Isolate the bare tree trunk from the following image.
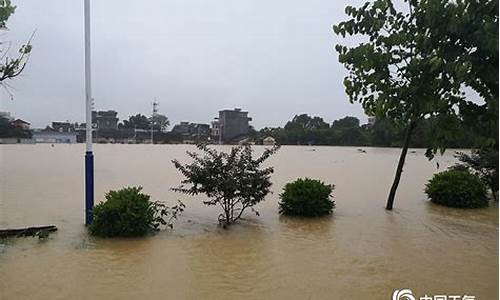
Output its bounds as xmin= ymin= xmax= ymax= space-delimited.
xmin=225 ymin=200 xmax=231 ymax=225
xmin=386 ymin=121 xmax=416 ymax=210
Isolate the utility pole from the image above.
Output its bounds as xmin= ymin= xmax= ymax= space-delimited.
xmin=219 ymin=124 xmax=223 ymax=145
xmin=84 ymin=0 xmax=94 ymax=225
xmin=151 ymin=100 xmax=159 ymax=144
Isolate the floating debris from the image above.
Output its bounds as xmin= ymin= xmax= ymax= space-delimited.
xmin=0 ymin=225 xmax=57 ymax=238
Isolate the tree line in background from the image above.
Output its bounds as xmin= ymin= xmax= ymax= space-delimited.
xmin=0 ymin=111 xmax=485 ymax=149
xmin=253 ymin=113 xmax=478 ymax=148
xmin=119 ymin=113 xmax=170 ymax=131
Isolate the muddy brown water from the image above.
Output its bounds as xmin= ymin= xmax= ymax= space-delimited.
xmin=0 ymin=144 xmax=498 ymax=299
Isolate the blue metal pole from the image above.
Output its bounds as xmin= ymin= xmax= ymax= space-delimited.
xmin=85 ymin=151 xmax=94 ymax=225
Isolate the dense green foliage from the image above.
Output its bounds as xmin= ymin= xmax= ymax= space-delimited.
xmin=279 ymin=178 xmax=335 ymax=217
xmin=0 ymin=0 xmax=15 ymax=27
xmin=284 ymin=114 xmax=330 ymax=131
xmin=256 ymin=114 xmax=476 ymax=148
xmin=120 ymin=114 xmax=151 ymax=130
xmin=423 ymin=0 xmax=498 ymax=150
xmin=0 ymin=0 xmax=33 ymax=88
xmin=172 ymin=144 xmax=279 ymax=226
xmin=150 ymin=114 xmax=170 ymax=131
xmin=333 ymin=0 xmax=498 ymax=154
xmin=260 ymin=115 xmax=368 ymax=146
xmin=453 ymin=148 xmax=499 ymax=201
xmin=0 ymin=116 xmax=31 ymax=138
xmin=333 ymin=0 xmax=498 ymax=209
xmin=121 ymin=113 xmax=170 ymax=132
xmin=89 ymin=187 xmax=183 ymax=237
xmin=425 ymin=170 xmax=488 ymax=208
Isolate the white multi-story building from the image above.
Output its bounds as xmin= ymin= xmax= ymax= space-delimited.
xmin=32 ymin=130 xmax=77 ymax=144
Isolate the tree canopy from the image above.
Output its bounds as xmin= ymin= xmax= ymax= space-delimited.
xmin=333 ymin=0 xmax=498 ymax=209
xmin=172 ymin=144 xmax=279 ymax=226
xmin=331 ymin=116 xmax=360 ymax=129
xmin=0 ymin=0 xmax=15 ymax=28
xmin=149 ymin=114 xmax=170 ymax=132
xmin=121 ymin=114 xmax=151 ymax=130
xmin=0 ymin=0 xmax=33 ymax=90
xmin=284 ymin=114 xmax=330 ymax=130
xmin=334 ymin=0 xmax=469 ymax=146
xmin=416 ymin=0 xmax=498 ymax=150
xmin=255 ymin=114 xmax=476 ymax=148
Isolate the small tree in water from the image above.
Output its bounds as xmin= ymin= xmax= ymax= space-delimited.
xmin=172 ymin=144 xmax=279 ymax=226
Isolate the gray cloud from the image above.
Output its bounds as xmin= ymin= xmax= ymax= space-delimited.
xmin=0 ymin=0 xmax=367 ymax=128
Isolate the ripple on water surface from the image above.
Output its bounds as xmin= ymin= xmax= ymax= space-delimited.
xmin=0 ymin=144 xmax=497 ymax=300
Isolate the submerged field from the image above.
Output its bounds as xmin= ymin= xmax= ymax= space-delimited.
xmin=0 ymin=144 xmax=498 ymax=299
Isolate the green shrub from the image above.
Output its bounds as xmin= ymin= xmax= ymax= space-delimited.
xmin=453 ymin=149 xmax=499 ymax=201
xmin=89 ymin=187 xmax=183 ymax=237
xmin=279 ymin=178 xmax=335 ymax=217
xmin=425 ymin=170 xmax=488 ymax=208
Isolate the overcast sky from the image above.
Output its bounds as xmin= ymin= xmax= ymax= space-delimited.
xmin=0 ymin=0 xmax=368 ymax=129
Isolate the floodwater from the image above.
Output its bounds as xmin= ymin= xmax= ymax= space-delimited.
xmin=0 ymin=144 xmax=498 ymax=300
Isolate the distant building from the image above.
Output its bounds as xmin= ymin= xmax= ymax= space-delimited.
xmin=32 ymin=130 xmax=77 ymax=144
xmin=0 ymin=138 xmax=34 ymax=144
xmin=74 ymin=123 xmax=88 ymax=143
xmin=217 ymin=108 xmax=252 ymax=143
xmin=172 ymin=122 xmax=210 ymax=142
xmin=191 ymin=123 xmax=210 ymax=137
xmin=171 ymin=122 xmax=191 ymax=135
xmin=52 ymin=121 xmax=74 ymax=132
xmin=238 ymin=138 xmax=252 ymax=145
xmin=92 ymin=110 xmax=118 ymax=129
xmin=211 ymin=119 xmax=221 ymax=138
xmin=12 ymin=119 xmax=30 ymax=130
xmin=263 ymin=136 xmax=276 ymax=146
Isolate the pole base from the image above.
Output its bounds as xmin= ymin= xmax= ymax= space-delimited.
xmin=85 ymin=151 xmax=94 ymax=226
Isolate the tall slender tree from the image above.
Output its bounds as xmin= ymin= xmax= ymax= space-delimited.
xmin=334 ymin=0 xmax=498 ymax=209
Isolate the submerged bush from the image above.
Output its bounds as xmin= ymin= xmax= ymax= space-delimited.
xmin=172 ymin=143 xmax=279 ymax=226
xmin=279 ymin=178 xmax=335 ymax=217
xmin=453 ymin=148 xmax=499 ymax=201
xmin=425 ymin=170 xmax=488 ymax=208
xmin=89 ymin=187 xmax=184 ymax=237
